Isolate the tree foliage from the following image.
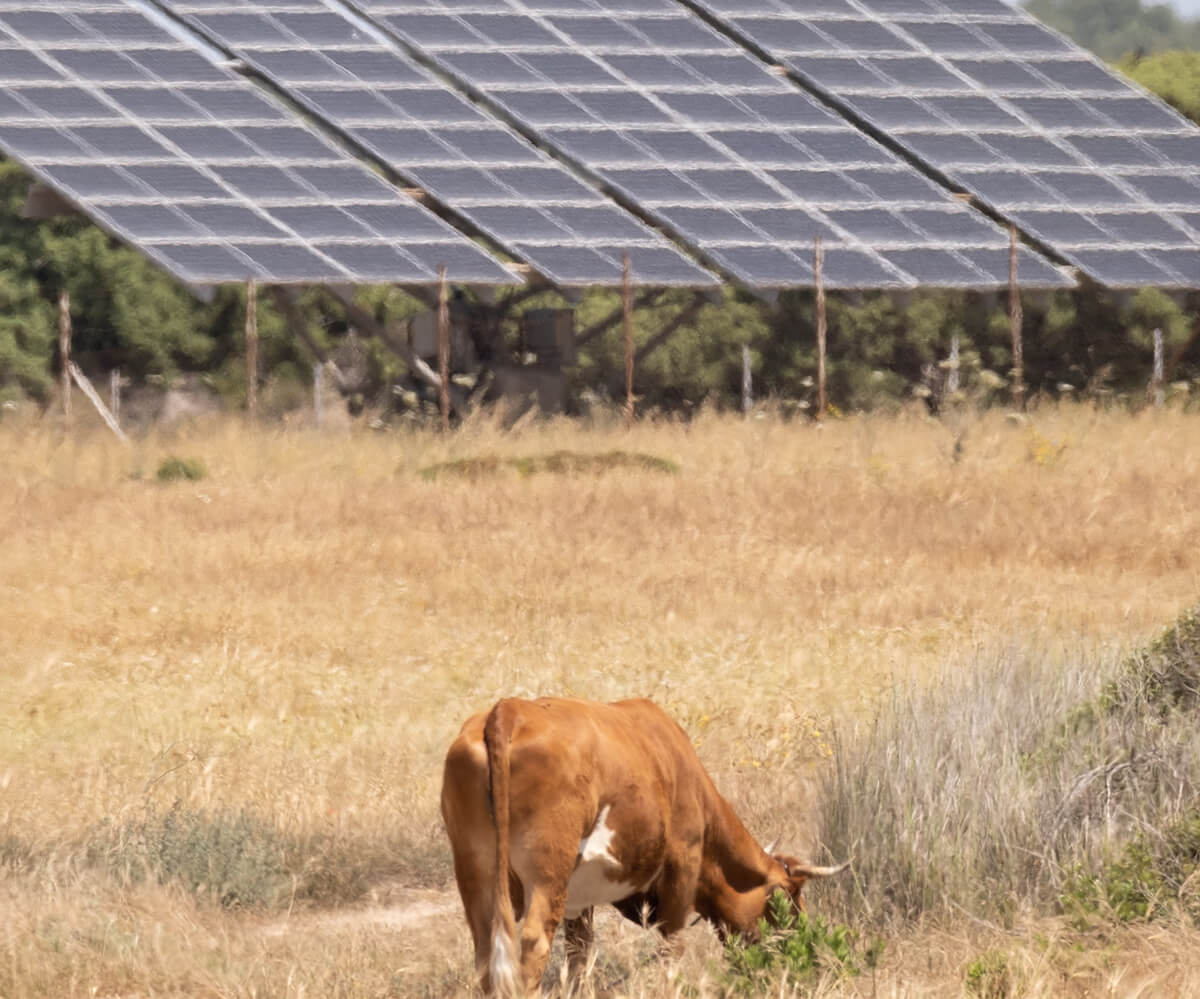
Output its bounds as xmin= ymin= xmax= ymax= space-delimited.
xmin=1024 ymin=0 xmax=1200 ymax=60
xmin=1119 ymin=48 xmax=1200 ymax=121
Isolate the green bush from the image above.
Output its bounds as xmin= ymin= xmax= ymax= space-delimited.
xmin=88 ymin=804 xmax=290 ymax=909
xmin=965 ymin=951 xmax=1011 ymax=999
xmin=155 ymin=456 xmax=206 ymax=482
xmin=722 ymin=891 xmax=859 ymax=993
xmin=1104 ymin=605 xmax=1200 ymax=716
xmin=1061 ymin=809 xmax=1200 ymax=926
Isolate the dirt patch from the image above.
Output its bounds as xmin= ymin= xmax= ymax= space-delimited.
xmin=262 ymin=888 xmax=458 ymax=937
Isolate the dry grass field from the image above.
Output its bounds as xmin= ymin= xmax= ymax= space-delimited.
xmin=2 ymin=402 xmax=1200 ymax=997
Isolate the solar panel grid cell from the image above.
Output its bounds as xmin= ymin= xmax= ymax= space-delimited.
xmin=348 ymin=0 xmax=1069 ymax=288
xmin=0 ymin=0 xmax=516 ymax=284
xmin=162 ymin=0 xmax=714 ymax=287
xmin=692 ymin=0 xmax=1200 ymax=286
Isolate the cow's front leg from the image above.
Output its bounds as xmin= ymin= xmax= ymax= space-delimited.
xmin=654 ymin=849 xmax=702 ymax=956
xmin=562 ymin=907 xmax=594 ymax=991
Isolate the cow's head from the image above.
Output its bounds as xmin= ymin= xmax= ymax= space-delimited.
xmin=763 ymin=855 xmax=849 ymax=917
xmin=716 ymin=854 xmax=849 ymax=940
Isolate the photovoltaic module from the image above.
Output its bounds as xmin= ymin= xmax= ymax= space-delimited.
xmin=160 ymin=0 xmax=719 ymax=288
xmin=342 ymin=0 xmax=1070 ymax=289
xmin=689 ymin=0 xmax=1200 ymax=287
xmin=0 ymin=0 xmax=518 ymax=285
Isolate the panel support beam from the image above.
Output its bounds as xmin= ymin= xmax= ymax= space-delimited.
xmin=322 ymin=286 xmax=470 ymax=413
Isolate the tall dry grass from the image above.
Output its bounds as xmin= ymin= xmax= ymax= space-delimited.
xmin=2 ymin=403 xmax=1200 ymax=996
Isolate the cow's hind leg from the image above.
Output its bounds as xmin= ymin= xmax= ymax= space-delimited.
xmin=563 ymin=907 xmax=594 ymax=992
xmin=515 ymin=883 xmax=568 ymax=994
xmin=442 ymin=737 xmax=500 ymax=992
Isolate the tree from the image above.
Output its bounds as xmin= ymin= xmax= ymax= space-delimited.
xmin=1024 ymin=0 xmax=1200 ymax=60
xmin=1119 ymin=49 xmax=1200 ymax=122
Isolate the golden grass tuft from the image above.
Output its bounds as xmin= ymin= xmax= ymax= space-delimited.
xmin=2 ymin=403 xmax=1200 ymax=994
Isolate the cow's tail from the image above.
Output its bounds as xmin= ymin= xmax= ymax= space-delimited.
xmin=484 ymin=700 xmax=520 ymax=998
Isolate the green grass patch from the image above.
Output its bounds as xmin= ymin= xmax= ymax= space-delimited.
xmin=155 ymin=456 xmax=206 ymax=483
xmin=418 ymin=449 xmax=679 ymax=481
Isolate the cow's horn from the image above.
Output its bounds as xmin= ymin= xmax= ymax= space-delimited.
xmin=763 ymin=837 xmax=780 ymax=855
xmin=788 ymin=860 xmax=851 ymax=878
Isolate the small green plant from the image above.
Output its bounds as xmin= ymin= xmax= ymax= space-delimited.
xmin=722 ymin=891 xmax=859 ymax=993
xmin=1060 ymin=811 xmax=1200 ymax=927
xmin=1104 ymin=605 xmax=1200 ymax=716
xmin=155 ymin=456 xmax=206 ymax=482
xmin=0 ymin=830 xmax=34 ymax=872
xmin=88 ymin=804 xmax=289 ymax=909
xmin=965 ymin=951 xmax=1011 ymax=999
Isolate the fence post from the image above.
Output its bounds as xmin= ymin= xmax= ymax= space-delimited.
xmin=59 ymin=289 xmax=72 ymax=429
xmin=313 ymin=361 xmax=325 ymax=428
xmin=1152 ymin=327 xmax=1165 ymax=408
xmin=438 ymin=265 xmax=450 ymax=431
xmin=814 ymin=236 xmax=826 ymax=420
xmin=741 ymin=344 xmax=753 ymax=415
xmin=1009 ymin=227 xmax=1024 ymax=408
xmin=110 ymin=369 xmax=122 ymax=427
xmin=948 ymin=334 xmax=960 ymax=395
xmin=623 ymin=252 xmax=634 ymax=428
xmin=246 ymin=279 xmax=258 ymax=421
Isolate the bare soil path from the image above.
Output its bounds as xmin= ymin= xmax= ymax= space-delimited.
xmin=261 ymin=887 xmax=459 ymax=937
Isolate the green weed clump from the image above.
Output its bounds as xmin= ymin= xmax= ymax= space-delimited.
xmin=0 ymin=830 xmax=34 ymax=873
xmin=722 ymin=891 xmax=860 ymax=994
xmin=965 ymin=951 xmax=1012 ymax=999
xmin=155 ymin=456 xmax=206 ymax=482
xmin=418 ymin=449 xmax=679 ymax=480
xmin=87 ymin=804 xmax=289 ymax=909
xmin=1104 ymin=605 xmax=1200 ymax=715
xmin=1061 ymin=810 xmax=1200 ymax=926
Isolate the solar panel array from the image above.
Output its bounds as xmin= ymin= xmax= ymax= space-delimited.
xmin=344 ymin=0 xmax=1069 ymax=289
xmin=160 ymin=0 xmax=716 ymax=288
xmin=0 ymin=0 xmax=518 ymax=285
xmin=691 ymin=0 xmax=1200 ymax=288
xmin=5 ymin=0 xmax=1197 ymax=291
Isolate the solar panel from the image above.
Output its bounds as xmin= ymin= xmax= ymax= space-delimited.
xmin=0 ymin=1 xmax=516 ymax=286
xmin=690 ymin=0 xmax=1200 ymax=288
xmin=157 ymin=0 xmax=716 ymax=288
xmin=342 ymin=0 xmax=1069 ymax=289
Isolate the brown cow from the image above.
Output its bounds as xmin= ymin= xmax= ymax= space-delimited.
xmin=441 ymin=697 xmax=848 ymax=997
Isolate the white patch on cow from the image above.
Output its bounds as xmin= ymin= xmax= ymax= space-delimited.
xmin=489 ymin=926 xmax=520 ymax=998
xmin=564 ymin=805 xmax=640 ymax=919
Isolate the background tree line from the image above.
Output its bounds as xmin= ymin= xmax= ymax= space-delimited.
xmin=2 ymin=0 xmax=1199 ymax=418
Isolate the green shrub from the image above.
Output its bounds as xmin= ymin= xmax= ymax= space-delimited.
xmin=155 ymin=456 xmax=206 ymax=482
xmin=1104 ymin=606 xmax=1200 ymax=716
xmin=88 ymin=804 xmax=289 ymax=909
xmin=965 ymin=951 xmax=1011 ymax=999
xmin=722 ymin=891 xmax=859 ymax=994
xmin=1061 ymin=810 xmax=1200 ymax=926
